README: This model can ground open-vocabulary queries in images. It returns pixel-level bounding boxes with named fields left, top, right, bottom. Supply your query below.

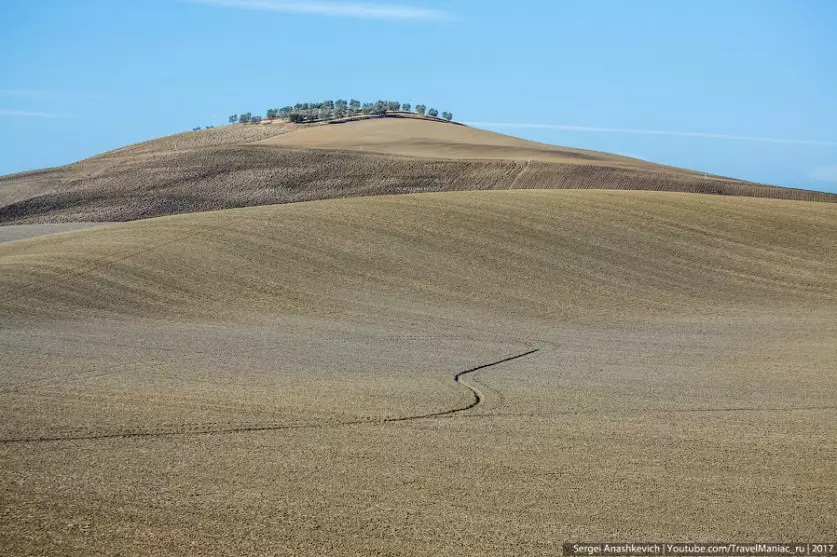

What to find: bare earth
left=1, top=117, right=833, bottom=225
left=1, top=190, right=836, bottom=556
left=255, top=116, right=652, bottom=164
left=0, top=222, right=113, bottom=244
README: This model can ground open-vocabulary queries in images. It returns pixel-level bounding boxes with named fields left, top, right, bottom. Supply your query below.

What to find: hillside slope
left=256, top=117, right=649, bottom=165
left=3, top=190, right=836, bottom=555
left=1, top=117, right=833, bottom=224
left=2, top=190, right=835, bottom=320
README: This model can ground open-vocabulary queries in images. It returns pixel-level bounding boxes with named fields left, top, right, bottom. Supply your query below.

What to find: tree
left=234, top=99, right=450, bottom=123
left=193, top=127, right=202, bottom=131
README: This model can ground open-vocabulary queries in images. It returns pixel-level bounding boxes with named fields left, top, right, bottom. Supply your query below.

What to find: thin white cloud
left=0, top=109, right=69, bottom=118
left=184, top=0, right=452, bottom=20
left=468, top=122, right=837, bottom=147
left=809, top=165, right=837, bottom=183
left=0, top=89, right=52, bottom=97
left=0, top=89, right=141, bottom=103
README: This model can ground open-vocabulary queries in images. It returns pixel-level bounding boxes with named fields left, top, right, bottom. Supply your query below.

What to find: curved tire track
left=0, top=348, right=542, bottom=445
left=383, top=348, right=539, bottom=423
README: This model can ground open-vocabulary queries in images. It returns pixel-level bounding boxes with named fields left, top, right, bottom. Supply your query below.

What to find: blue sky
left=1, top=0, right=836, bottom=192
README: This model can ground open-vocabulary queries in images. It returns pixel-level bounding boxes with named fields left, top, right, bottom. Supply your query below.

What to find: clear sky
left=1, top=0, right=836, bottom=192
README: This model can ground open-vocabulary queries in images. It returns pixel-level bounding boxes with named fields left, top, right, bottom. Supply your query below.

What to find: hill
left=2, top=190, right=836, bottom=555
left=255, top=116, right=647, bottom=163
left=1, top=116, right=833, bottom=224
left=2, top=190, right=834, bottom=320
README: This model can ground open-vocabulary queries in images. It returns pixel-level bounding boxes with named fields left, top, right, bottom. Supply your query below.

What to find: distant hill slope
left=1, top=116, right=833, bottom=224
left=256, top=117, right=648, bottom=165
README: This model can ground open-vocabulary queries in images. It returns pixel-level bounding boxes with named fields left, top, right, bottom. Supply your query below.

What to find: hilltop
left=1, top=115, right=834, bottom=224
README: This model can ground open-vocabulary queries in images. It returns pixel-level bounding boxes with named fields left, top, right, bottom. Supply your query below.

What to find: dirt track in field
left=0, top=347, right=542, bottom=444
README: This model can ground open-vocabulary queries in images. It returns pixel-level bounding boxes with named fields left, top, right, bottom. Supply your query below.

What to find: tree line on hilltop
left=228, top=100, right=453, bottom=125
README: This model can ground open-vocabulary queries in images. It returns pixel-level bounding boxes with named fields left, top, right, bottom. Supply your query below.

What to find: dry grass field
left=2, top=117, right=833, bottom=225
left=2, top=190, right=836, bottom=556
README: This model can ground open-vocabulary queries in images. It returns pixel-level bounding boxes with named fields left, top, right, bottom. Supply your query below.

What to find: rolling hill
left=1, top=116, right=833, bottom=225
left=2, top=115, right=836, bottom=557
left=2, top=190, right=836, bottom=555
left=2, top=190, right=835, bottom=321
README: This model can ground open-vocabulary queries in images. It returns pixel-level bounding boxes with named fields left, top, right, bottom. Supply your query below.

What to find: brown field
left=0, top=222, right=111, bottom=244
left=2, top=190, right=836, bottom=556
left=2, top=117, right=833, bottom=225
left=255, top=116, right=651, bottom=164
